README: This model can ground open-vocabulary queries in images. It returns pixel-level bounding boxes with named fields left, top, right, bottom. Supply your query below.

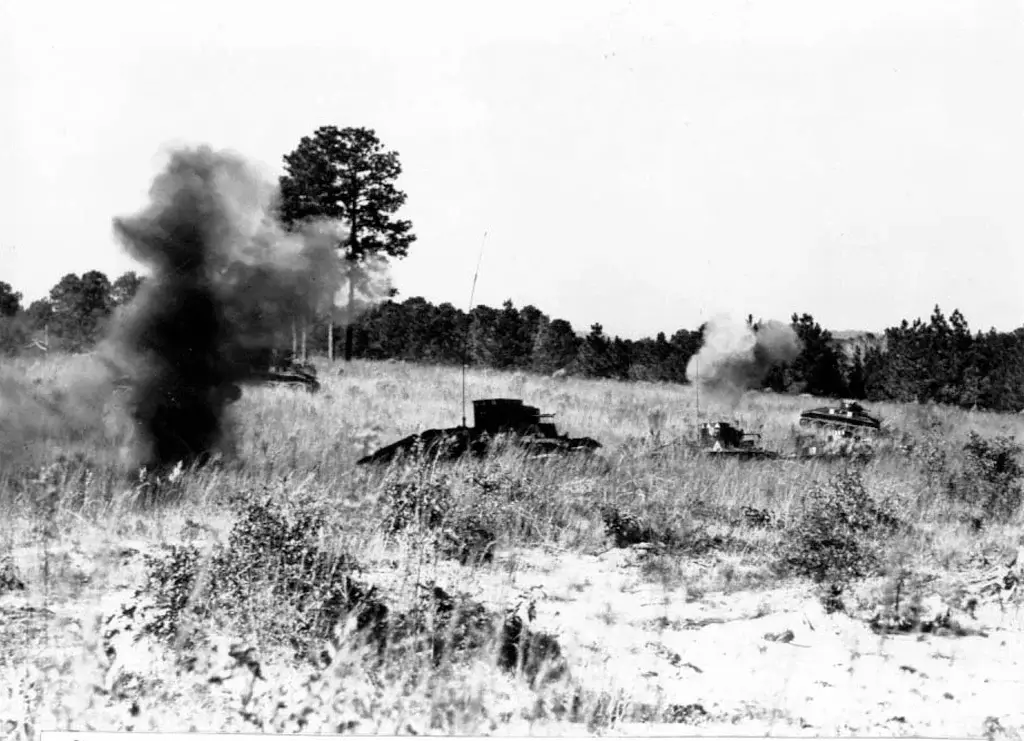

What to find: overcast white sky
left=2, top=0, right=1023, bottom=338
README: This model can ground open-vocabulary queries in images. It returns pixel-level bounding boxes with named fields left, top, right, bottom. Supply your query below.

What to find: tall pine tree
left=279, top=126, right=416, bottom=361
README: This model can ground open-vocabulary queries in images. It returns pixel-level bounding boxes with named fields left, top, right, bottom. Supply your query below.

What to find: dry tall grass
left=2, top=354, right=1023, bottom=737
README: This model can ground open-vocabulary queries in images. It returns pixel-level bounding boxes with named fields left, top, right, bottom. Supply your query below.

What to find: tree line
left=2, top=272, right=1022, bottom=412
left=0, top=271, right=143, bottom=355
left=347, top=298, right=1024, bottom=413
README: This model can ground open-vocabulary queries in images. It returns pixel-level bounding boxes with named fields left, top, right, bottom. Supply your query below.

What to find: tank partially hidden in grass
left=112, top=347, right=319, bottom=407
left=795, top=400, right=882, bottom=459
left=798, top=400, right=881, bottom=435
left=217, top=348, right=321, bottom=401
left=694, top=420, right=779, bottom=460
left=356, top=398, right=603, bottom=466
left=239, top=348, right=321, bottom=393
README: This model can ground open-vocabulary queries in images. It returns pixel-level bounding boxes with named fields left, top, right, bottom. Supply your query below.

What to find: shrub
left=138, top=499, right=382, bottom=660
left=379, top=466, right=548, bottom=564
left=959, top=432, right=1024, bottom=521
left=466, top=467, right=535, bottom=503
left=139, top=544, right=207, bottom=643
left=380, top=472, right=454, bottom=534
left=135, top=497, right=566, bottom=685
left=893, top=413, right=952, bottom=481
left=779, top=469, right=900, bottom=588
left=600, top=504, right=655, bottom=548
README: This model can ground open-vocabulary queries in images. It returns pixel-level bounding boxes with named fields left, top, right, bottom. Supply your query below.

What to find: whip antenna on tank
left=461, top=231, right=488, bottom=428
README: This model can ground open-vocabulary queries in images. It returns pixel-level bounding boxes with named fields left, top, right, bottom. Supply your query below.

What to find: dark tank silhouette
left=356, top=398, right=602, bottom=466
left=234, top=347, right=321, bottom=394
left=211, top=348, right=320, bottom=402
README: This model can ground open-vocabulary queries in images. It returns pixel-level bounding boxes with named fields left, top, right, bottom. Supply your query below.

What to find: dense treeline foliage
left=2, top=272, right=1021, bottom=413
left=0, top=271, right=144, bottom=356
left=345, top=298, right=1024, bottom=413
left=860, top=308, right=1024, bottom=413
left=347, top=298, right=706, bottom=382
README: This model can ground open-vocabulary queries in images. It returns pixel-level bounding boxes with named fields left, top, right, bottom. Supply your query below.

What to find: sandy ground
left=386, top=542, right=1024, bottom=737
left=3, top=539, right=1024, bottom=737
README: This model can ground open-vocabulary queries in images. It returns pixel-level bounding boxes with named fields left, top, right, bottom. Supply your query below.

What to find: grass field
left=2, top=353, right=1024, bottom=737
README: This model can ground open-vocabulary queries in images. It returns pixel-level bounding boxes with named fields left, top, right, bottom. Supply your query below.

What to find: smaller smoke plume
left=687, top=314, right=802, bottom=408
left=105, top=145, right=366, bottom=471
left=331, top=254, right=393, bottom=327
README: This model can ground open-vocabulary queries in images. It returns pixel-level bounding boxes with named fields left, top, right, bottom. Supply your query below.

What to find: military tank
left=243, top=349, right=320, bottom=393
left=694, top=420, right=779, bottom=460
left=795, top=400, right=882, bottom=459
left=356, top=398, right=602, bottom=466
left=222, top=347, right=321, bottom=399
left=798, top=400, right=881, bottom=435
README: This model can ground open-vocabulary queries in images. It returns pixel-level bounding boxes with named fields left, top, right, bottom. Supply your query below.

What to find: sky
left=2, top=0, right=1023, bottom=340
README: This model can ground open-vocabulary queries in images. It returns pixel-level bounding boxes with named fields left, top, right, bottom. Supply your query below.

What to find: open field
left=2, top=354, right=1024, bottom=737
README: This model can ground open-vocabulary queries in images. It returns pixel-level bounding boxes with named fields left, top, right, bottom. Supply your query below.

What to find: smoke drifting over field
left=0, top=358, right=124, bottom=471
left=334, top=254, right=392, bottom=326
left=687, top=315, right=802, bottom=408
left=106, top=145, right=364, bottom=470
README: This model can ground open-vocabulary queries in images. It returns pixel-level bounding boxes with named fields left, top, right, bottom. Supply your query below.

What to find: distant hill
left=830, top=330, right=886, bottom=361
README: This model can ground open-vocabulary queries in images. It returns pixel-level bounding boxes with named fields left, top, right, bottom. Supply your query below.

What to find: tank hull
left=798, top=402, right=881, bottom=434
left=356, top=398, right=603, bottom=466
left=356, top=428, right=602, bottom=466
left=226, top=348, right=322, bottom=395
left=244, top=369, right=321, bottom=393
left=702, top=448, right=779, bottom=461
left=692, top=421, right=779, bottom=460
left=796, top=401, right=881, bottom=459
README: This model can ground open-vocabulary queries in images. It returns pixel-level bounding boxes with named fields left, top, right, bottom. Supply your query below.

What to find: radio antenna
left=461, top=231, right=488, bottom=428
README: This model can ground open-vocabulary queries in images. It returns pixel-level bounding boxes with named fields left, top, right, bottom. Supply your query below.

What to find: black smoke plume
left=107, top=145, right=348, bottom=471
left=687, top=315, right=802, bottom=409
